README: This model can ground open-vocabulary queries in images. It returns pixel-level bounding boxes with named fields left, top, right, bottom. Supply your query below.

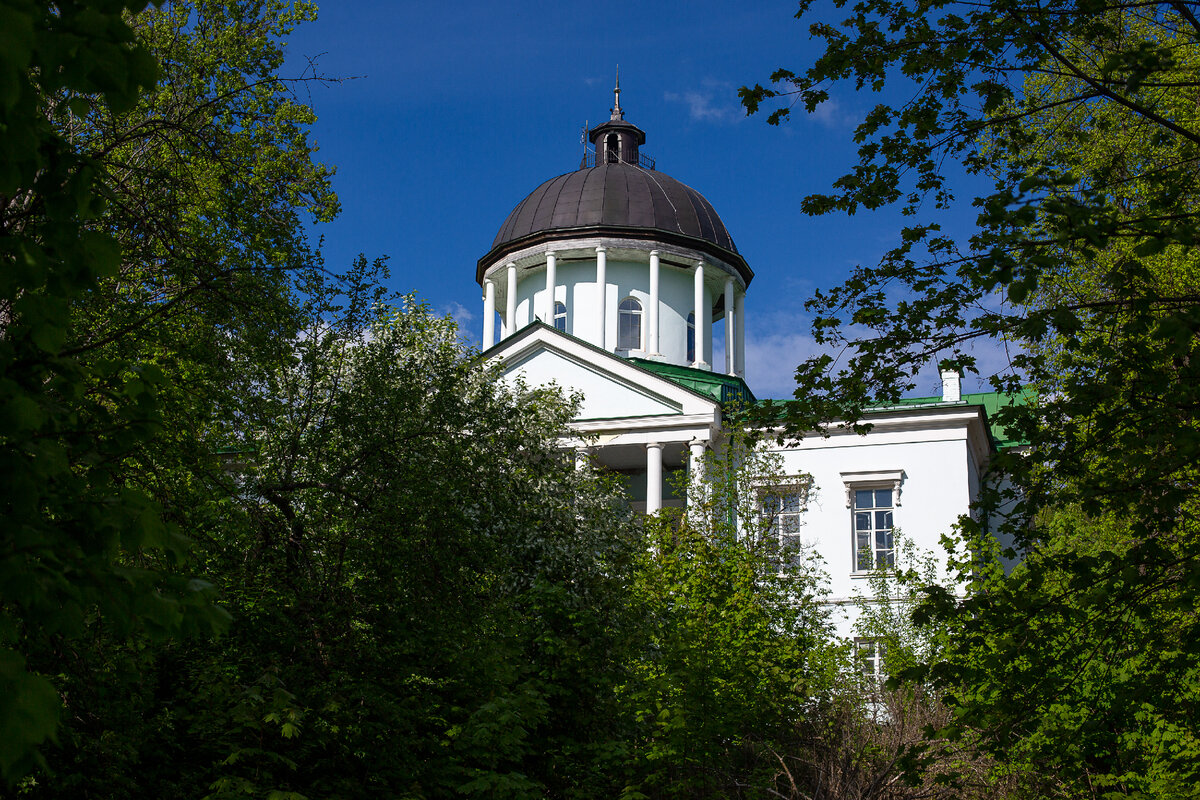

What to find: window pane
left=857, top=549, right=873, bottom=571
left=783, top=493, right=801, bottom=513
left=618, top=298, right=642, bottom=349
left=855, top=490, right=873, bottom=508
left=875, top=510, right=890, bottom=529
left=687, top=312, right=696, bottom=363
left=875, top=489, right=892, bottom=507
left=855, top=512, right=870, bottom=530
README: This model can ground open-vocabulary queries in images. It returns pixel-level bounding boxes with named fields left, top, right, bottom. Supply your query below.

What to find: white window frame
left=842, top=470, right=903, bottom=574
left=553, top=300, right=567, bottom=332
left=758, top=477, right=811, bottom=570
left=618, top=297, right=642, bottom=351
left=855, top=637, right=887, bottom=681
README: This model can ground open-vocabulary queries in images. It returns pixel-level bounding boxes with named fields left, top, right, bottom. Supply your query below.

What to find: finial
left=611, top=65, right=623, bottom=120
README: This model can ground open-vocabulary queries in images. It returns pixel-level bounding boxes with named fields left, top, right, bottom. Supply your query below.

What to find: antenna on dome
left=611, top=66, right=623, bottom=120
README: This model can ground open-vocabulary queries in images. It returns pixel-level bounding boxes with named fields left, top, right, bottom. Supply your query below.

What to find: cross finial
left=611, top=66, right=623, bottom=120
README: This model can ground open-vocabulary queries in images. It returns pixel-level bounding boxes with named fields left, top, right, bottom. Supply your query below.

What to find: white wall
left=514, top=256, right=715, bottom=367
left=767, top=423, right=977, bottom=640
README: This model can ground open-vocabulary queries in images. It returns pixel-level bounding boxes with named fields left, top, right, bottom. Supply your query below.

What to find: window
left=855, top=638, right=887, bottom=681
left=760, top=483, right=808, bottom=568
left=553, top=301, right=567, bottom=332
left=853, top=488, right=894, bottom=571
left=842, top=470, right=902, bottom=573
left=605, top=132, right=619, bottom=163
left=618, top=297, right=642, bottom=350
left=687, top=312, right=696, bottom=363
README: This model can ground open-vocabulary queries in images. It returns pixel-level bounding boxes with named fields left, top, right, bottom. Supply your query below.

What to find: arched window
left=553, top=301, right=567, bottom=332
left=687, top=312, right=696, bottom=363
left=605, top=133, right=619, bottom=164
left=618, top=297, right=642, bottom=350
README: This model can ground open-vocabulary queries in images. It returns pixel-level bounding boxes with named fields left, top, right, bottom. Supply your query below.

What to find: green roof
left=867, top=390, right=1032, bottom=449
left=628, top=358, right=757, bottom=406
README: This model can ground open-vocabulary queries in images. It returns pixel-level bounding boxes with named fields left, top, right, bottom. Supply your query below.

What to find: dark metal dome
left=476, top=162, right=750, bottom=285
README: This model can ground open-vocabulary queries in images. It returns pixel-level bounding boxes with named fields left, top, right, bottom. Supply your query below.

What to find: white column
left=693, top=262, right=705, bottom=368
left=689, top=439, right=706, bottom=487
left=724, top=277, right=735, bottom=376
left=505, top=262, right=517, bottom=338
left=543, top=251, right=556, bottom=323
left=646, top=442, right=663, bottom=514
left=688, top=439, right=707, bottom=523
left=482, top=279, right=496, bottom=348
left=734, top=289, right=746, bottom=378
left=575, top=447, right=591, bottom=472
left=596, top=246, right=607, bottom=349
left=648, top=250, right=660, bottom=354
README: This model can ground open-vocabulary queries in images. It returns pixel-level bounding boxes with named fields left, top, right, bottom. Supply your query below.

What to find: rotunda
left=477, top=84, right=751, bottom=377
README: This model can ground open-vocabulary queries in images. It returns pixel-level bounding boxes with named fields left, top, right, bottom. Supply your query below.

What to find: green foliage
left=852, top=531, right=949, bottom=681
left=744, top=1, right=1200, bottom=792
left=619, top=435, right=839, bottom=798
left=0, top=0, right=235, bottom=781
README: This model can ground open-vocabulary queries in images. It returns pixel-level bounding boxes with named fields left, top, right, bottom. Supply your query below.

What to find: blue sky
left=283, top=0, right=998, bottom=398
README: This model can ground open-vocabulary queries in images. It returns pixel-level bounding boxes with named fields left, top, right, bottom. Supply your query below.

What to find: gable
left=485, top=323, right=722, bottom=423
left=504, top=347, right=684, bottom=419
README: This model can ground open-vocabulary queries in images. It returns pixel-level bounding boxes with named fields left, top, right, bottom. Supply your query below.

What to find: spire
left=611, top=66, right=623, bottom=120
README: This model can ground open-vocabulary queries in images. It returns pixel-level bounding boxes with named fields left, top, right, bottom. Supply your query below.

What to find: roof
left=868, top=390, right=1031, bottom=449
left=629, top=358, right=756, bottom=407
left=476, top=162, right=751, bottom=285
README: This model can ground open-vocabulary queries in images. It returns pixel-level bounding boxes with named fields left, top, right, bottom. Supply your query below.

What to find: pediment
left=485, top=324, right=720, bottom=422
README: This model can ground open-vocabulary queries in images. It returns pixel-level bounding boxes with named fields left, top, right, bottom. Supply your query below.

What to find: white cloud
left=442, top=300, right=476, bottom=324
left=805, top=96, right=855, bottom=129
left=742, top=310, right=826, bottom=399
left=664, top=85, right=743, bottom=124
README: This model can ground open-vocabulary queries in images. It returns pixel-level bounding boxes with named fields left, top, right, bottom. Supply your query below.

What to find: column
left=575, top=447, right=591, bottom=472
left=645, top=442, right=663, bottom=514
left=734, top=289, right=746, bottom=378
left=724, top=277, right=735, bottom=376
left=505, top=262, right=517, bottom=338
left=482, top=279, right=495, bottom=348
left=688, top=439, right=707, bottom=521
left=544, top=251, right=557, bottom=323
left=648, top=250, right=660, bottom=354
left=596, top=246, right=607, bottom=349
left=693, top=262, right=705, bottom=368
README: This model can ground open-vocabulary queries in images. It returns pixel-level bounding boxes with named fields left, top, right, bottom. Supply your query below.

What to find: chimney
left=940, top=369, right=962, bottom=403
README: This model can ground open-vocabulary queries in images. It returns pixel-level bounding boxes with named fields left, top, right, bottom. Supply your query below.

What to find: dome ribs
left=576, top=167, right=606, bottom=227
left=508, top=180, right=550, bottom=242
left=552, top=169, right=591, bottom=229
left=478, top=164, right=750, bottom=287
left=600, top=164, right=630, bottom=228
left=528, top=172, right=573, bottom=235
left=624, top=168, right=655, bottom=231
left=658, top=172, right=700, bottom=237
left=687, top=187, right=719, bottom=251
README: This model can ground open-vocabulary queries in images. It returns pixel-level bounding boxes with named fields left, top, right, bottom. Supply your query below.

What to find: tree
left=618, top=436, right=839, bottom=799
left=742, top=0, right=1200, bottom=793
left=0, top=0, right=223, bottom=782
left=23, top=268, right=652, bottom=798
left=1, top=0, right=337, bottom=784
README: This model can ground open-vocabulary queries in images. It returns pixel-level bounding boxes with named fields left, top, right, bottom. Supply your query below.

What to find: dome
left=476, top=162, right=751, bottom=285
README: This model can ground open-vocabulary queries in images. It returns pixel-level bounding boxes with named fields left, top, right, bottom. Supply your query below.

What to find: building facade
left=478, top=90, right=1008, bottom=639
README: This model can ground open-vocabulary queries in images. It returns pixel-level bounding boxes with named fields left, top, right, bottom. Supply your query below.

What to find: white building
left=478, top=89, right=1014, bottom=640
